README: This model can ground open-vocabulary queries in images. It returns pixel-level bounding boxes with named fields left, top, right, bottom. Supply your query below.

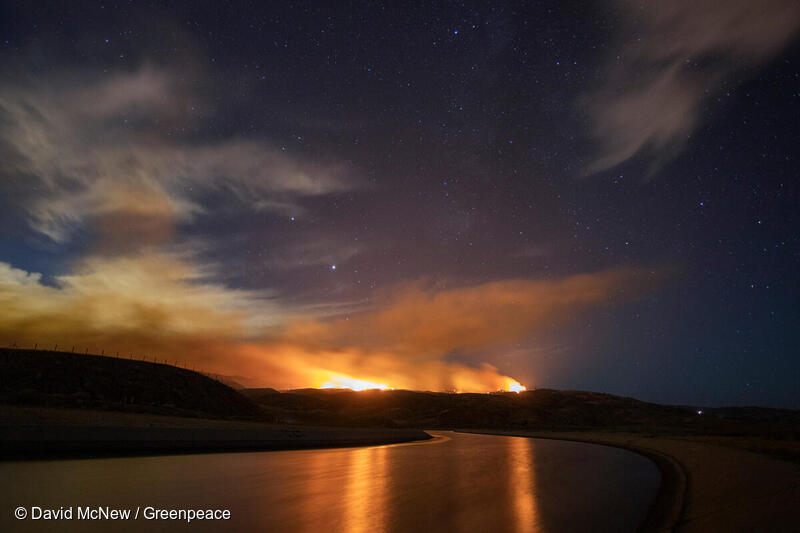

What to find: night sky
left=1, top=1, right=798, bottom=407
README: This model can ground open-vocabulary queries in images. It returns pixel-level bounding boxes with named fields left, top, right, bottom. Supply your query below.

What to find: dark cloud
left=0, top=67, right=353, bottom=243
left=585, top=0, right=800, bottom=174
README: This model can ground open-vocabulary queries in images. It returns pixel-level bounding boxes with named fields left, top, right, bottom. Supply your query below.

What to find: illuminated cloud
left=280, top=269, right=664, bottom=357
left=0, top=255, right=665, bottom=392
left=0, top=66, right=352, bottom=243
left=225, top=268, right=667, bottom=391
left=0, top=62, right=671, bottom=393
left=0, top=254, right=280, bottom=343
left=585, top=0, right=800, bottom=174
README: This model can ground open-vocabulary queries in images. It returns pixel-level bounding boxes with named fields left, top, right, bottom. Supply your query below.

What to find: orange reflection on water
left=509, top=436, right=539, bottom=533
left=250, top=433, right=544, bottom=533
left=344, top=445, right=389, bottom=533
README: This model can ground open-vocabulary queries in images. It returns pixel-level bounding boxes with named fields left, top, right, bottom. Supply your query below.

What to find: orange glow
left=509, top=435, right=538, bottom=532
left=507, top=380, right=526, bottom=393
left=0, top=254, right=663, bottom=392
left=320, top=374, right=393, bottom=391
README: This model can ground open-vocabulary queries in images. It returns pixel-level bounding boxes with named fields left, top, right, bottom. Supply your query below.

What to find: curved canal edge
left=455, top=430, right=685, bottom=533
left=458, top=429, right=800, bottom=533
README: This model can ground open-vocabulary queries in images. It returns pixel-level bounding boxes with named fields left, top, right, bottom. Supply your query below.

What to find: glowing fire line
left=320, top=375, right=393, bottom=391
left=319, top=374, right=527, bottom=393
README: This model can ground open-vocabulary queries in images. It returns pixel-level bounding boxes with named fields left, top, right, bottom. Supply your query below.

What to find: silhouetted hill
left=0, top=348, right=263, bottom=420
left=242, top=387, right=800, bottom=437
left=4, top=346, right=796, bottom=436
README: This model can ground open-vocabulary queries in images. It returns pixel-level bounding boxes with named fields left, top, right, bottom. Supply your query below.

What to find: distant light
left=697, top=410, right=703, bottom=415
left=453, top=30, right=459, bottom=35
left=290, top=216, right=295, bottom=221
left=331, top=264, right=337, bottom=270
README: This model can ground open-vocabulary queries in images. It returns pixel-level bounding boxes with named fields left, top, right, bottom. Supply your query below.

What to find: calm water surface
left=2, top=431, right=659, bottom=532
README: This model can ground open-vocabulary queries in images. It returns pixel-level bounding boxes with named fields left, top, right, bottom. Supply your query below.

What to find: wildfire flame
left=507, top=380, right=526, bottom=393
left=320, top=374, right=393, bottom=391
left=319, top=374, right=526, bottom=393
